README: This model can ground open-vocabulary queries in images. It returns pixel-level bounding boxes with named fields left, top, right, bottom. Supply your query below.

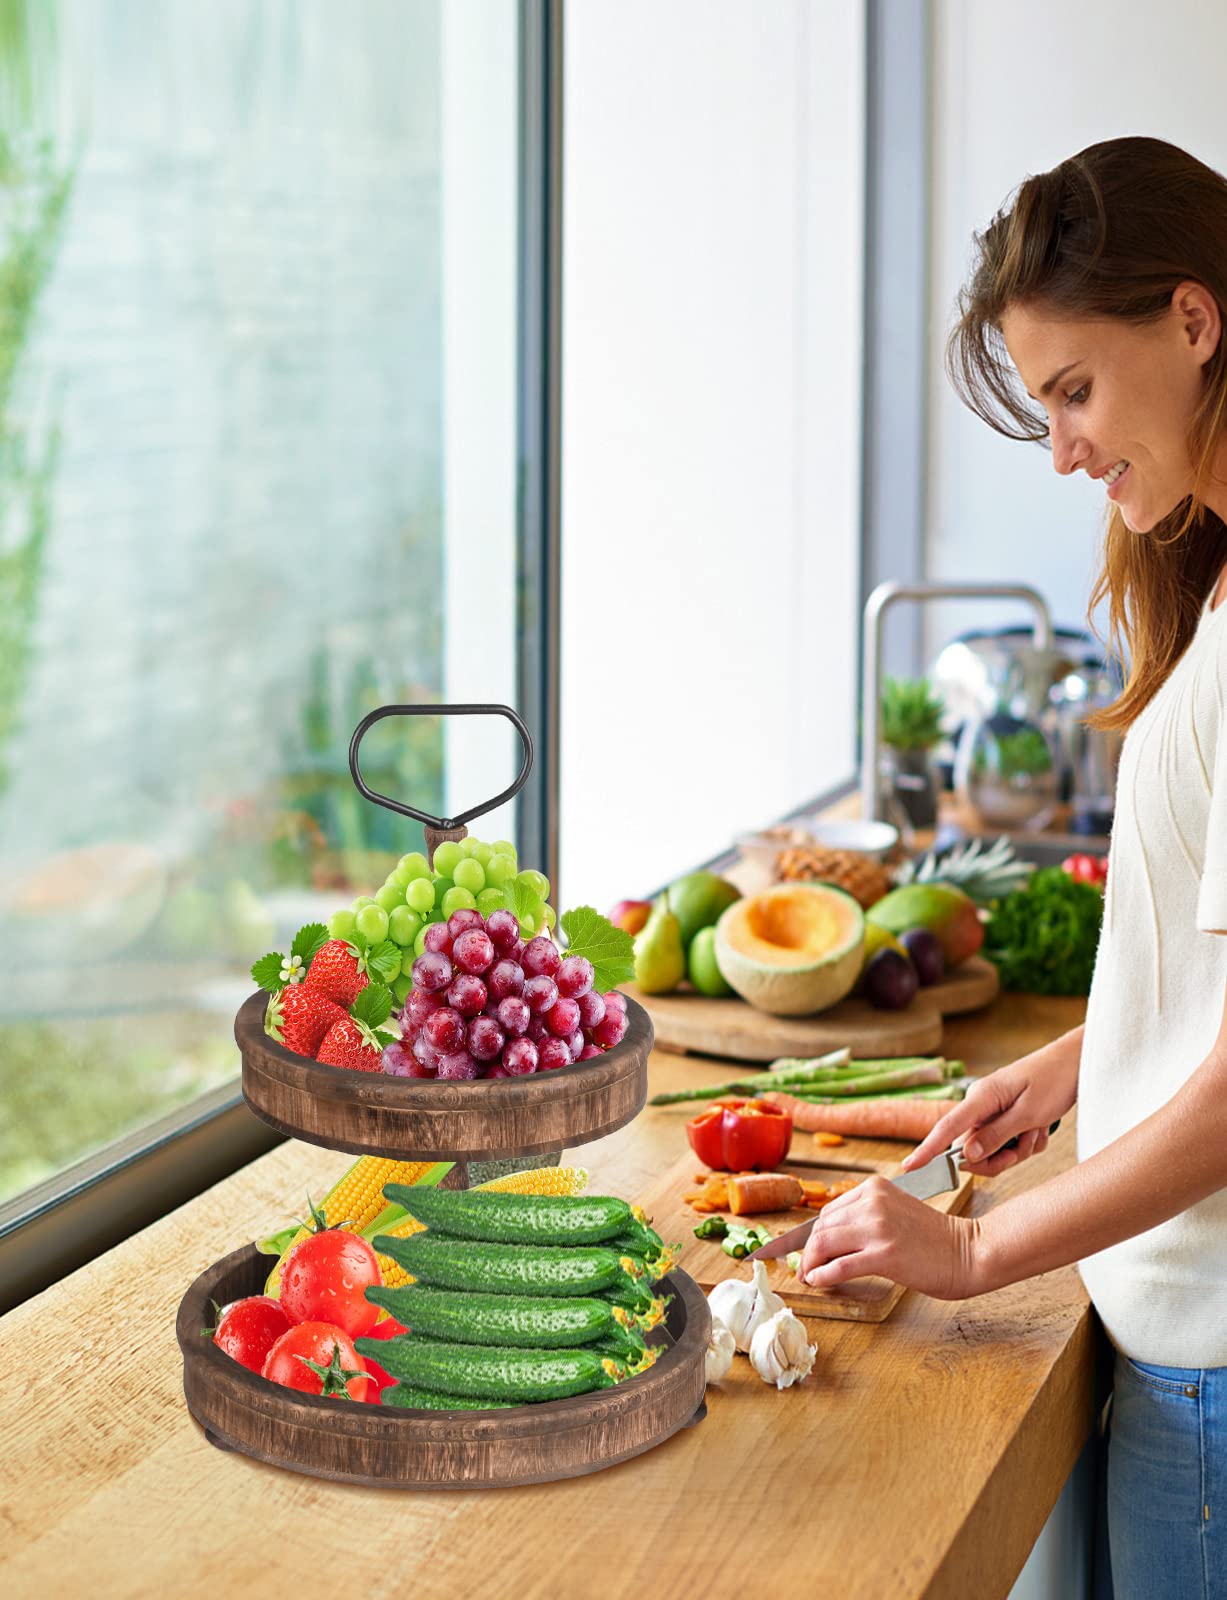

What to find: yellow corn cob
left=264, top=1157, right=439, bottom=1295
left=371, top=1211, right=428, bottom=1290
left=473, top=1165, right=590, bottom=1195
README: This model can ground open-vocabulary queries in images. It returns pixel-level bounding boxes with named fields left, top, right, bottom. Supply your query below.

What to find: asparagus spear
left=771, top=1083, right=966, bottom=1104
left=756, top=1062, right=945, bottom=1097
left=649, top=1053, right=950, bottom=1107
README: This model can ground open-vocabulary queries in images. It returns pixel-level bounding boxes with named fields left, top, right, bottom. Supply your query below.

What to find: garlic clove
left=705, top=1315, right=736, bottom=1383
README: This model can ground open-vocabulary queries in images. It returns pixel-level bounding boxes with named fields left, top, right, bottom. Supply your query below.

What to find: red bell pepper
left=685, top=1097, right=793, bottom=1172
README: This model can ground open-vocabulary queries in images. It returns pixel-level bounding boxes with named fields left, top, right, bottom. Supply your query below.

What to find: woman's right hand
left=900, top=1033, right=1082, bottom=1179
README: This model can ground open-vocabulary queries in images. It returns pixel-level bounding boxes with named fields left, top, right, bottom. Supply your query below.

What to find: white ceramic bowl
left=803, top=818, right=899, bottom=860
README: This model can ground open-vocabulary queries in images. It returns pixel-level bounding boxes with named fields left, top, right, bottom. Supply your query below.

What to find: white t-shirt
left=1077, top=581, right=1227, bottom=1367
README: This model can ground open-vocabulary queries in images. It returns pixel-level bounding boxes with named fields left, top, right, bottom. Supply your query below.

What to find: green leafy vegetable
left=559, top=906, right=636, bottom=994
left=982, top=867, right=1103, bottom=996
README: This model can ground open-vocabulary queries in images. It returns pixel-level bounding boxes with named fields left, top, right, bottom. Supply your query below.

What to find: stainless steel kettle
left=931, top=624, right=1122, bottom=835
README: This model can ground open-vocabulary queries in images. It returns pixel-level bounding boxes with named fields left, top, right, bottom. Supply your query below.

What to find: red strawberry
left=316, top=1016, right=384, bottom=1073
left=264, top=986, right=345, bottom=1057
left=304, top=940, right=370, bottom=1009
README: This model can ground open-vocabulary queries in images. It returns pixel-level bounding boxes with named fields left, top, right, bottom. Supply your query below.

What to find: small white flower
left=280, top=953, right=305, bottom=984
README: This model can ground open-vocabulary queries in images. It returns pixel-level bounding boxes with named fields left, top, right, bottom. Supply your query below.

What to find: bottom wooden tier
left=177, top=1243, right=710, bottom=1488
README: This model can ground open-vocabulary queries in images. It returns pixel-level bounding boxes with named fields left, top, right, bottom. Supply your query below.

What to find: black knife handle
left=996, top=1119, right=1061, bottom=1155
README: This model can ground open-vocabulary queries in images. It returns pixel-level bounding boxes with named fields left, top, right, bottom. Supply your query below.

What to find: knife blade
left=746, top=1120, right=1060, bottom=1263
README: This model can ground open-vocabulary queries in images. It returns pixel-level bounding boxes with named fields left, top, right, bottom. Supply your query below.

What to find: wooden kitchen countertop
left=0, top=991, right=1093, bottom=1600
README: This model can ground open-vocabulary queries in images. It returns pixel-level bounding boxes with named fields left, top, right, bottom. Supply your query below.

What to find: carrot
left=815, top=1132, right=844, bottom=1147
left=761, top=1092, right=951, bottom=1141
left=726, top=1173, right=804, bottom=1214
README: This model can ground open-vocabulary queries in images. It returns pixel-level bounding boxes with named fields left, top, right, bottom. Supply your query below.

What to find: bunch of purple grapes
left=381, top=907, right=629, bottom=1080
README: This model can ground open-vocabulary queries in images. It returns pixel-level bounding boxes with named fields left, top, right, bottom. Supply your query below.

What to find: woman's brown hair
left=946, top=136, right=1227, bottom=733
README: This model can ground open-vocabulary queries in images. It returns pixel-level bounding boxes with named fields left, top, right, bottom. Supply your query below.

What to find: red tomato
left=211, top=1295, right=293, bottom=1374
left=1062, top=852, right=1108, bottom=887
left=261, top=1321, right=370, bottom=1401
left=280, top=1229, right=382, bottom=1338
left=357, top=1314, right=407, bottom=1402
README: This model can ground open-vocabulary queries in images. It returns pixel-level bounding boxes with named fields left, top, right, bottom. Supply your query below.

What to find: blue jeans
left=1105, top=1352, right=1227, bottom=1598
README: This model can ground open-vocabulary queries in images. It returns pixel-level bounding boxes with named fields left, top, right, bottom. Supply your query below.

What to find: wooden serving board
left=626, top=956, right=998, bottom=1063
left=923, top=955, right=999, bottom=1015
left=639, top=1146, right=974, bottom=1323
left=626, top=985, right=943, bottom=1062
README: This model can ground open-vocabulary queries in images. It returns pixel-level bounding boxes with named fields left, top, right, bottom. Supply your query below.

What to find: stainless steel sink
left=931, top=824, right=1109, bottom=870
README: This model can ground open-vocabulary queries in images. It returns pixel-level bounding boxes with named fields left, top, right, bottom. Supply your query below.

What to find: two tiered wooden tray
left=176, top=704, right=710, bottom=1487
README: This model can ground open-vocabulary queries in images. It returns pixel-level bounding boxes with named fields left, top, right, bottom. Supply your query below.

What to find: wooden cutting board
left=639, top=1146, right=974, bottom=1323
left=627, top=956, right=998, bottom=1063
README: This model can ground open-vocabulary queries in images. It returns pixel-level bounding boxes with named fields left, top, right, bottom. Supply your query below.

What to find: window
left=0, top=0, right=520, bottom=1208
left=559, top=1, right=865, bottom=910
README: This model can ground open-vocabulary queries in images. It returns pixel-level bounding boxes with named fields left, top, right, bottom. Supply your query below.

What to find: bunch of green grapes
left=325, top=836, right=556, bottom=1004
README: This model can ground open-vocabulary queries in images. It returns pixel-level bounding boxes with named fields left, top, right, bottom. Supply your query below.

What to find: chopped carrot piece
left=816, top=1133, right=845, bottom=1147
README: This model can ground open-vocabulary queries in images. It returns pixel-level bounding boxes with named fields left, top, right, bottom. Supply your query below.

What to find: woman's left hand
left=798, top=1176, right=984, bottom=1300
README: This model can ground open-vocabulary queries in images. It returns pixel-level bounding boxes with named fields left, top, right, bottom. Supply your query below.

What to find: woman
left=798, top=136, right=1227, bottom=1597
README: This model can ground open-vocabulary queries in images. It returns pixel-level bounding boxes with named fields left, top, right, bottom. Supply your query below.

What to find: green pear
left=633, top=899, right=686, bottom=994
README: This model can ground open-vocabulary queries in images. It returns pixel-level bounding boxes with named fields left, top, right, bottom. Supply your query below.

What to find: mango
left=662, top=870, right=742, bottom=949
left=865, top=883, right=983, bottom=969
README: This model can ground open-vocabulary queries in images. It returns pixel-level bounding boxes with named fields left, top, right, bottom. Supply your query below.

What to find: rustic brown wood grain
left=627, top=983, right=945, bottom=1060
left=0, top=988, right=1091, bottom=1600
left=628, top=956, right=999, bottom=1063
left=176, top=1245, right=708, bottom=1488
left=238, top=991, right=653, bottom=1160
left=640, top=1148, right=974, bottom=1321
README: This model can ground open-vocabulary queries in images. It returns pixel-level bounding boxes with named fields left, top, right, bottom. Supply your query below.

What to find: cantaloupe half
left=713, top=882, right=864, bottom=1017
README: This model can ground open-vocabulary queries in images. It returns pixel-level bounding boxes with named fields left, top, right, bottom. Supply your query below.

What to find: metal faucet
left=860, top=581, right=1054, bottom=822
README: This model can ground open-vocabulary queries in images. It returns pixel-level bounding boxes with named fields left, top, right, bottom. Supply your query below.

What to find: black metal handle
left=996, top=1119, right=1061, bottom=1156
left=347, top=703, right=534, bottom=831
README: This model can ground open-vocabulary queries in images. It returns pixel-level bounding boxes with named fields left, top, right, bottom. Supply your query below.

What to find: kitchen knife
left=746, top=1121, right=1060, bottom=1262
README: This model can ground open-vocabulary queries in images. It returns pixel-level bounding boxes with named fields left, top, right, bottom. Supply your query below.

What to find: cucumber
left=366, top=1284, right=623, bottom=1349
left=372, top=1234, right=634, bottom=1298
left=381, top=1184, right=631, bottom=1246
left=380, top=1386, right=516, bottom=1411
left=356, top=1336, right=623, bottom=1402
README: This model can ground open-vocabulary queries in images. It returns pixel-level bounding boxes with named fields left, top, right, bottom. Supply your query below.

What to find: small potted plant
left=880, top=676, right=946, bottom=829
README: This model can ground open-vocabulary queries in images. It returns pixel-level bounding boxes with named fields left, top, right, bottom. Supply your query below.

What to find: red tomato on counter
left=280, top=1228, right=382, bottom=1338
left=210, top=1295, right=293, bottom=1374
left=685, top=1097, right=793, bottom=1171
left=261, top=1321, right=371, bottom=1401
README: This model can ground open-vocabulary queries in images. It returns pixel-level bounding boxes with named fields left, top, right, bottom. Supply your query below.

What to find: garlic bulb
left=749, top=1307, right=816, bottom=1390
left=706, top=1260, right=787, bottom=1353
left=705, top=1316, right=736, bottom=1383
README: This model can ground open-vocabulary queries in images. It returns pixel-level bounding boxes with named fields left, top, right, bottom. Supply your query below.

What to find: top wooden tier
left=235, top=991, right=653, bottom=1162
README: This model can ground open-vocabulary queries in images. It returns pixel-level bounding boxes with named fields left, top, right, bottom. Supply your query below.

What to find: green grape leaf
left=559, top=906, right=636, bottom=994
left=511, top=878, right=546, bottom=928
left=366, top=940, right=402, bottom=983
left=291, top=922, right=329, bottom=964
left=250, top=953, right=285, bottom=993
left=352, top=983, right=393, bottom=1029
